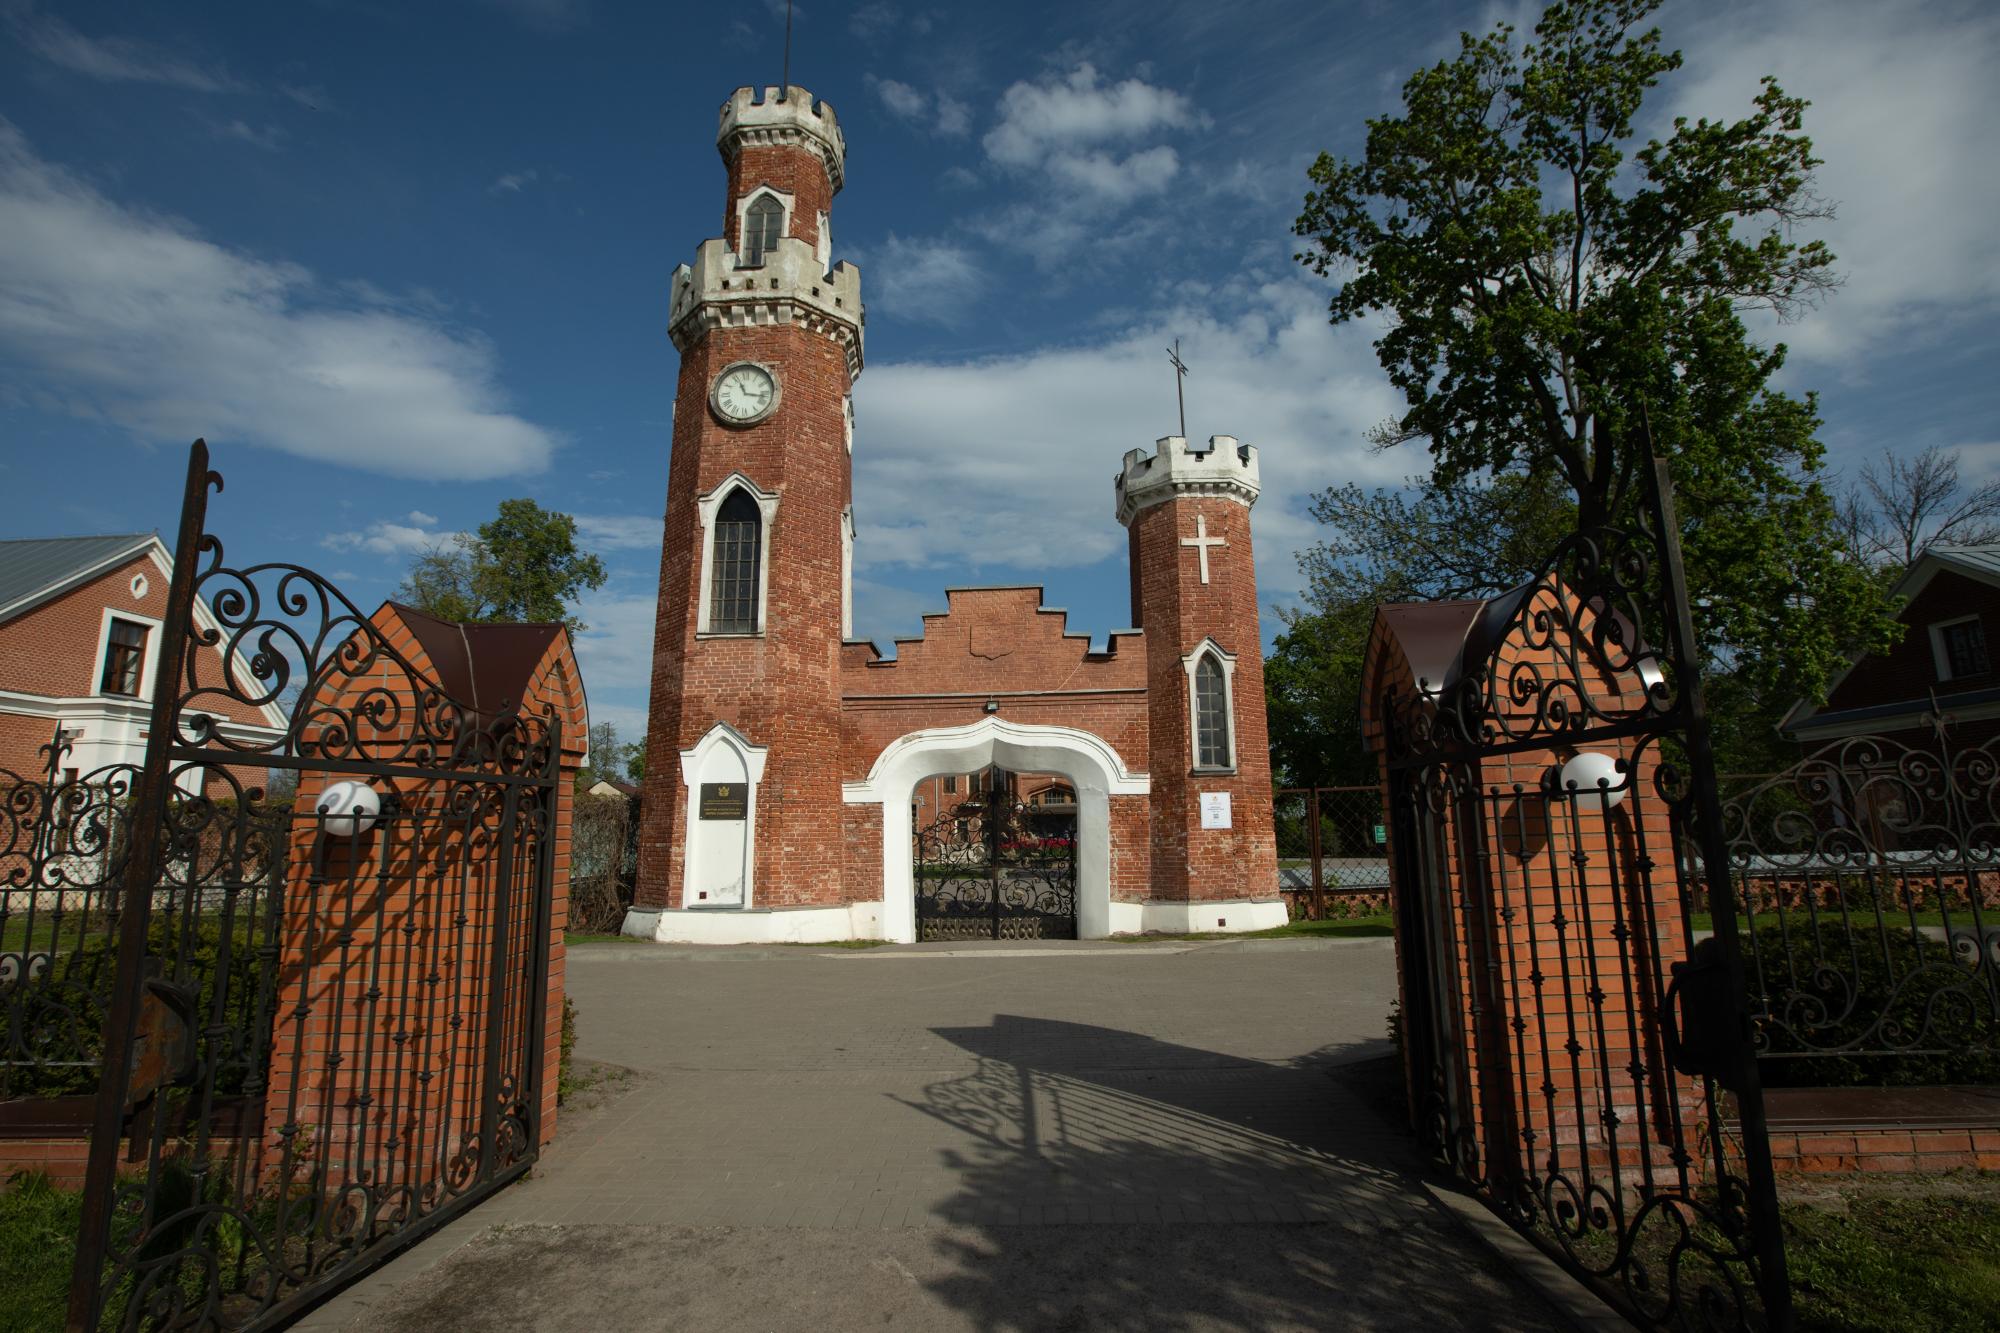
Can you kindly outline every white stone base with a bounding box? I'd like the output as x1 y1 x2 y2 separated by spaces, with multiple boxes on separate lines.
621 901 885 945
1105 898 1290 936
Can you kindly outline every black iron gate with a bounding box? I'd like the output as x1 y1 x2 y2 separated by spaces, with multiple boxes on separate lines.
914 770 1077 941
25 442 561 1331
1379 456 1791 1330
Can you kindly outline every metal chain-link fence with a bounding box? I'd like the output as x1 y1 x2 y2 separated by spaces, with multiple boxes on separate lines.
1272 786 1390 919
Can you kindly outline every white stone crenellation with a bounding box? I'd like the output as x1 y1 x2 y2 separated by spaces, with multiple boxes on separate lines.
718 85 847 193
668 234 865 377
1115 435 1261 527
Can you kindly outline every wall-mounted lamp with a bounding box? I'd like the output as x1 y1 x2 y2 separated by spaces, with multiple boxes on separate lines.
1555 751 1627 811
316 779 383 836
983 699 1000 714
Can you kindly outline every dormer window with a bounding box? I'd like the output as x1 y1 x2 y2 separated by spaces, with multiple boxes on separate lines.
1932 615 1991 680
744 195 783 266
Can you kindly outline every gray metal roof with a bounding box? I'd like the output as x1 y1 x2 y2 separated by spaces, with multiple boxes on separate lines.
0 533 157 621
1925 543 2000 581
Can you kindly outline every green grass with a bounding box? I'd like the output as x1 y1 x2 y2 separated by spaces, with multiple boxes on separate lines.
1112 913 1395 942
1787 1192 2000 1332
0 1171 82 1333
0 914 109 954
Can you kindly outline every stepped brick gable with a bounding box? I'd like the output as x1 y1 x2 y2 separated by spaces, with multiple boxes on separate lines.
628 87 1285 944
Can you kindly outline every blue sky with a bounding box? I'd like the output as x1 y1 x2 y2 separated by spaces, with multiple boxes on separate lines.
3 1 1996 741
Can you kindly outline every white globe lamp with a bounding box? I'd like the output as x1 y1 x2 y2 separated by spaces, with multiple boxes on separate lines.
1556 751 1627 811
315 780 383 837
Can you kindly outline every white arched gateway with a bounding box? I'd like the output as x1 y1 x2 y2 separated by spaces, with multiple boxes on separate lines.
843 717 1151 944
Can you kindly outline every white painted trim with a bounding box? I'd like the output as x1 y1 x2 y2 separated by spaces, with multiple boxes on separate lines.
841 506 854 641
841 717 1149 944
1181 637 1238 774
732 185 794 265
677 722 769 909
1105 898 1290 935
90 605 164 703
1928 613 1986 682
623 900 885 945
693 473 779 636
0 689 285 742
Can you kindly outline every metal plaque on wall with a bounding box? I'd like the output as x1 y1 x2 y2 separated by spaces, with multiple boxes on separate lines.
698 782 748 820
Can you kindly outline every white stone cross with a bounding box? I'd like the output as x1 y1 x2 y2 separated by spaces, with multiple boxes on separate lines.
1181 513 1226 584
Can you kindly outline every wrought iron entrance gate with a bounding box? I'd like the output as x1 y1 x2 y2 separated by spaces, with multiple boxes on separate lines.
913 770 1077 941
1379 457 1791 1330
18 443 561 1331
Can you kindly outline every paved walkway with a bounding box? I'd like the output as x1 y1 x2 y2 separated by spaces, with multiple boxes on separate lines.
300 938 1554 1331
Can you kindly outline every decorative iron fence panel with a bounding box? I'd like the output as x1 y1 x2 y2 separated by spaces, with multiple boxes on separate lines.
1378 456 1791 1331
1714 734 2000 1087
914 771 1076 941
46 442 559 1332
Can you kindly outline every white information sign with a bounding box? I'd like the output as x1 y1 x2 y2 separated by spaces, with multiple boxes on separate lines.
1199 791 1232 830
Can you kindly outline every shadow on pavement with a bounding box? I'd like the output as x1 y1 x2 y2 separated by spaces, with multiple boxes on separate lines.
896 1015 1550 1332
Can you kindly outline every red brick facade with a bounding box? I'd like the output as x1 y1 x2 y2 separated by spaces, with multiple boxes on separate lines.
0 543 283 782
631 87 1282 941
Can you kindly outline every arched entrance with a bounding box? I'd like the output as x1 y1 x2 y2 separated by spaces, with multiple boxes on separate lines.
913 766 1077 940
843 717 1150 944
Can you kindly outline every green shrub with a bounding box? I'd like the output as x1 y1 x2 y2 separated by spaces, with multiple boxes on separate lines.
555 994 579 1104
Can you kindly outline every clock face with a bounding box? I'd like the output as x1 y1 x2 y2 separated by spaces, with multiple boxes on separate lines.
712 363 777 424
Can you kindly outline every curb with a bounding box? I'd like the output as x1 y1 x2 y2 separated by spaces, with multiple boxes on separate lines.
1419 1182 1631 1332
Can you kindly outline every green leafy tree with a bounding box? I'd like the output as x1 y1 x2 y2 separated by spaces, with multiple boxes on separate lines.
622 738 646 783
399 498 608 634
1269 473 1572 786
1293 0 1896 707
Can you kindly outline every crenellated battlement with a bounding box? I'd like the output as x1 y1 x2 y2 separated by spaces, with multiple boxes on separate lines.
718 85 846 192
668 235 864 377
1114 435 1261 526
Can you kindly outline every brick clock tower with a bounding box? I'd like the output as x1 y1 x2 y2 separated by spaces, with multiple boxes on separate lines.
1117 435 1281 918
634 85 861 919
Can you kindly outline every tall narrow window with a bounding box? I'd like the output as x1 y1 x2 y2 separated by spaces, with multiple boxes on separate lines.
1194 653 1230 769
1940 618 1991 679
709 489 762 633
100 618 148 696
744 196 783 265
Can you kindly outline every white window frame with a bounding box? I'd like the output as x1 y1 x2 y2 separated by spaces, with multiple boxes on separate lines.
1930 614 1990 681
1181 637 1238 774
695 473 779 637
91 606 164 701
679 721 769 910
733 186 793 267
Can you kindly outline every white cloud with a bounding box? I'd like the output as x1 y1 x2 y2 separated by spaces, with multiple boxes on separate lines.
983 63 1205 175
574 513 665 551
214 120 286 152
850 275 1405 611
569 587 660 738
867 234 987 326
866 75 972 139
489 169 539 195
1663 0 2000 365
0 122 558 480
10 8 239 92
322 513 452 556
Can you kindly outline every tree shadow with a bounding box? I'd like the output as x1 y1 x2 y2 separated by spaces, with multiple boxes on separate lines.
894 1016 1548 1331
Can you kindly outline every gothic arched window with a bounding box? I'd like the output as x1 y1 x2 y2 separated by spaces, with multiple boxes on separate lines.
710 489 762 632
744 195 784 265
1194 652 1231 769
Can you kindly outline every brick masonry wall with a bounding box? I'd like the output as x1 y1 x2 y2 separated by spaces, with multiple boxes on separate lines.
636 125 856 914
1128 495 1279 903
723 143 832 251
1826 569 2000 713
1764 1126 2000 1175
